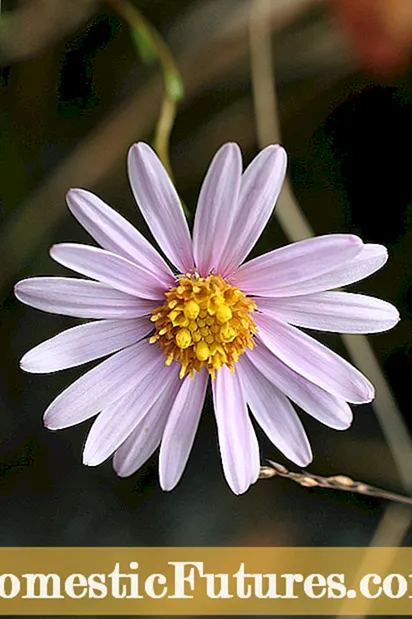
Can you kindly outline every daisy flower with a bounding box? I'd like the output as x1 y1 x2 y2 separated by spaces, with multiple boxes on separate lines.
15 142 399 494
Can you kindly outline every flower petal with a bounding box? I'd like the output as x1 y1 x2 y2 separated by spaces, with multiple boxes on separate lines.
246 345 352 430
43 340 159 430
67 189 174 287
50 243 167 300
219 145 287 276
230 234 363 296
238 356 312 466
83 355 175 466
14 278 154 319
255 313 374 404
113 369 182 478
159 370 208 491
192 143 242 276
212 366 260 494
257 292 400 334
20 318 151 373
285 243 388 294
128 143 193 273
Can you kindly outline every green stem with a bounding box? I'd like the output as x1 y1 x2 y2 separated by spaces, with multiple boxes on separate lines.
105 0 183 178
154 97 176 179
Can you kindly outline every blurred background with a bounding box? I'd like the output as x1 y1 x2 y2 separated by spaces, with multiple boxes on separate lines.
1 0 412 584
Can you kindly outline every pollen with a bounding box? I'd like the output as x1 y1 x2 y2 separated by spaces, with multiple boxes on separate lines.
150 274 257 378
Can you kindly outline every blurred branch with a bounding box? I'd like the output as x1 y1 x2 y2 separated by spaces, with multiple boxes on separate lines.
249 0 412 499
105 0 184 177
0 0 99 66
260 461 412 507
336 503 411 618
249 0 277 148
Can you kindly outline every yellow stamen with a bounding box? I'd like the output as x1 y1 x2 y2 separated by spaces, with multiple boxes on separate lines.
168 309 180 324
184 300 200 320
150 274 256 378
220 325 236 343
216 304 232 324
196 341 210 361
175 328 191 349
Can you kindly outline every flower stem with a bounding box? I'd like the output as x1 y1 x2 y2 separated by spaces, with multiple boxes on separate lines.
105 0 183 178
154 96 177 181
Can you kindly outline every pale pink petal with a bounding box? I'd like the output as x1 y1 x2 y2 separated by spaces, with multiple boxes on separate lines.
255 313 374 404
128 143 193 273
283 243 388 294
113 368 182 478
43 340 160 430
83 355 175 466
159 370 208 490
212 366 260 494
219 145 287 276
14 278 154 319
257 292 400 334
50 243 167 300
67 189 174 287
192 143 242 276
246 345 352 430
20 318 151 373
230 234 363 296
238 356 312 466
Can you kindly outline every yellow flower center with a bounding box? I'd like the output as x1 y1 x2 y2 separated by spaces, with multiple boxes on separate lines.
150 274 257 378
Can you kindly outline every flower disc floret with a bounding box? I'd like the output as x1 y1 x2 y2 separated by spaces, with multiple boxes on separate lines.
150 274 257 378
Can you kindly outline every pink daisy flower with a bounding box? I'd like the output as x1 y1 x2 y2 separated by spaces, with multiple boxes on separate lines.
15 143 399 494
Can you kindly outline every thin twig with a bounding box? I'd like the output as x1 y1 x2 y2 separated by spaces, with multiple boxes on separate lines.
260 461 412 507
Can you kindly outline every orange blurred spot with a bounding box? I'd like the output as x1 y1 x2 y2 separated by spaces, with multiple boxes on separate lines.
333 0 412 75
